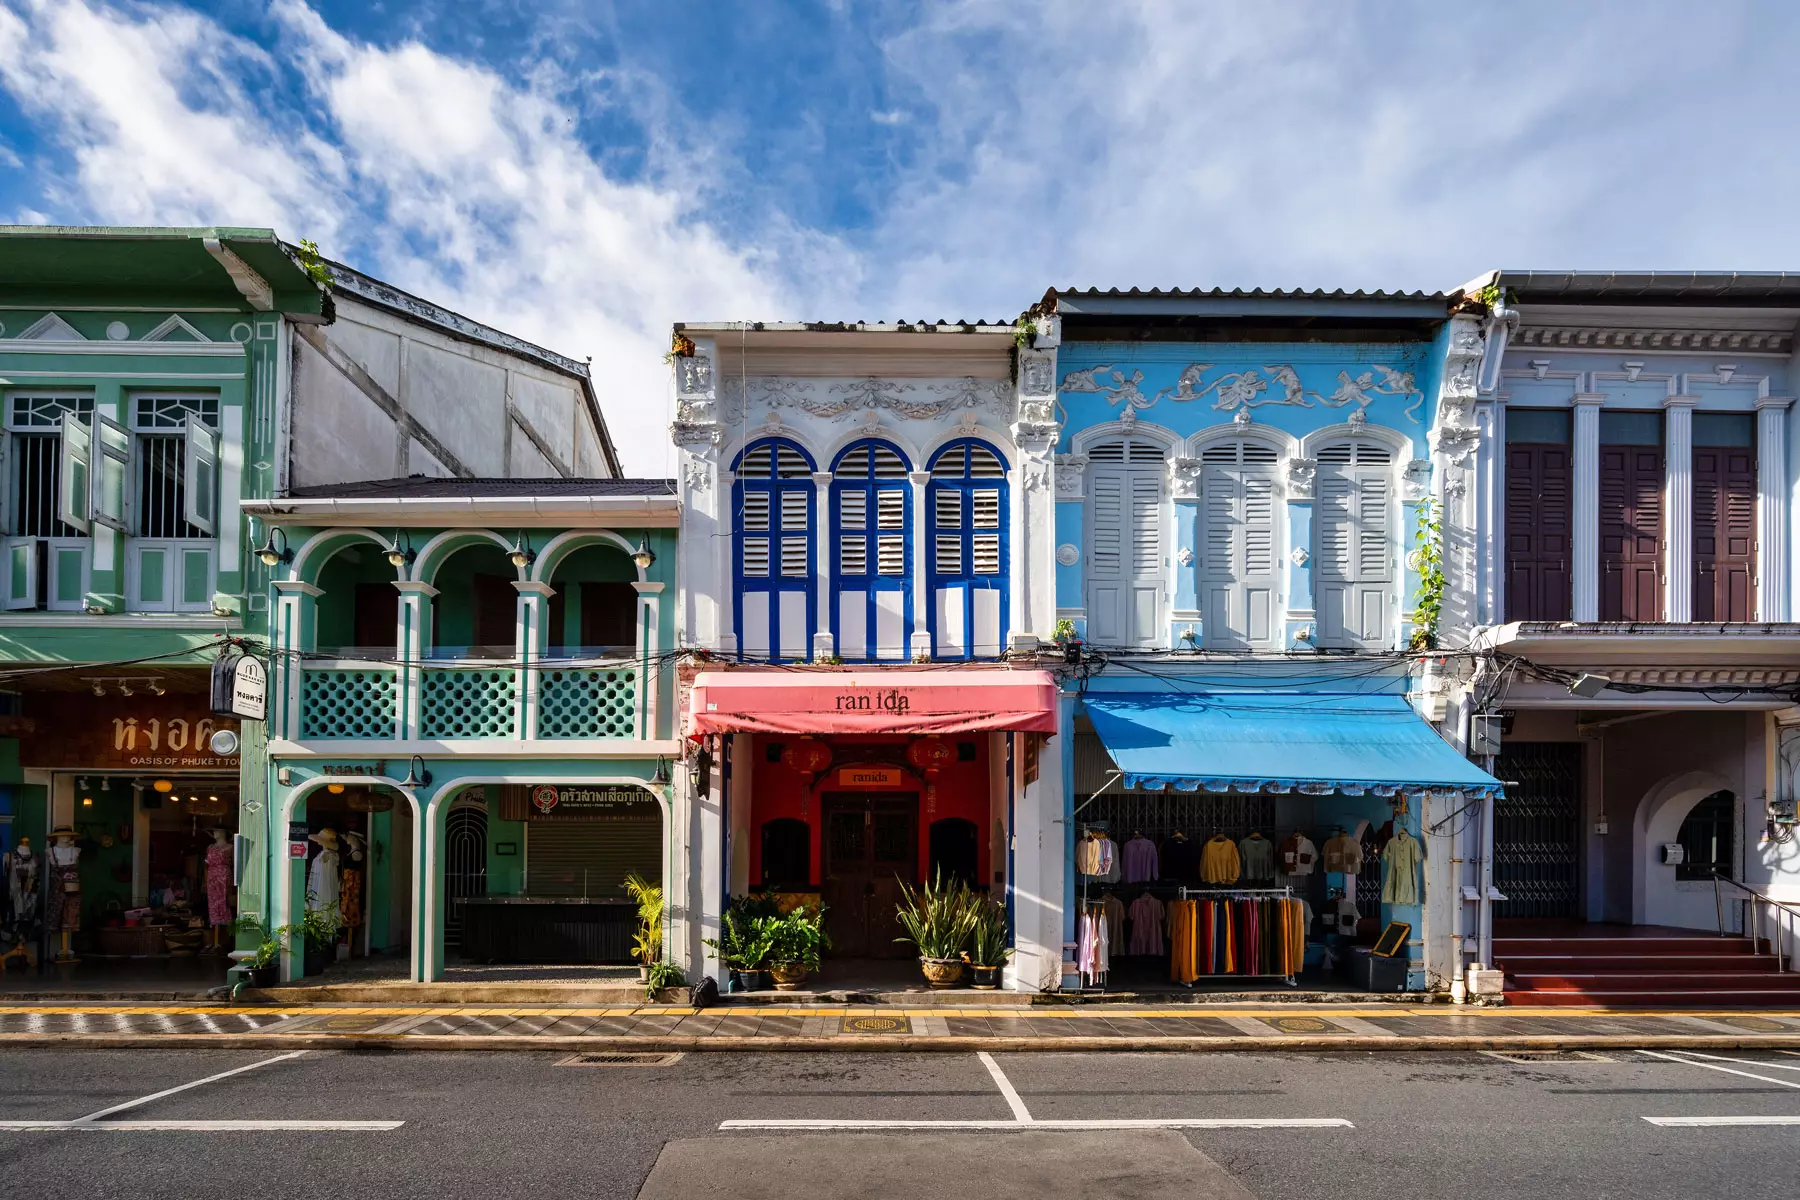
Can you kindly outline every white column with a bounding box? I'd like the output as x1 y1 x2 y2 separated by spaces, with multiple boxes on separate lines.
909 469 931 658
633 581 665 739
811 470 833 659
271 580 322 741
1663 395 1696 622
1571 396 1603 622
513 581 554 740
1476 401 1502 627
1757 396 1792 621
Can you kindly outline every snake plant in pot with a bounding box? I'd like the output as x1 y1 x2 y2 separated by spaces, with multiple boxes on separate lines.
894 869 978 987
967 897 1013 989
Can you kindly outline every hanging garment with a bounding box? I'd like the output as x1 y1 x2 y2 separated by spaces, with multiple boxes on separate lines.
1076 910 1095 982
1095 908 1110 978
1279 833 1317 875
1322 833 1363 875
1333 898 1360 935
1199 835 1241 884
1128 892 1165 956
307 848 341 917
1101 893 1127 949
1380 829 1424 905
1168 900 1198 984
339 868 364 928
205 841 233 926
1237 834 1276 882
1121 836 1160 884
1161 835 1201 883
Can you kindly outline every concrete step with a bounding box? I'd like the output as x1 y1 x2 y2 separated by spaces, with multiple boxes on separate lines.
1493 937 1757 956
1509 971 1800 993
1497 954 1782 974
1506 988 1800 1008
242 981 667 1005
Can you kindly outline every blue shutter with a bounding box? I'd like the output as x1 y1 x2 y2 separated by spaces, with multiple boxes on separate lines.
925 438 1010 659
830 439 912 661
733 438 816 661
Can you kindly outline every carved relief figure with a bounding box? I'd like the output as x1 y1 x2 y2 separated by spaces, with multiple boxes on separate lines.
1059 365 1149 410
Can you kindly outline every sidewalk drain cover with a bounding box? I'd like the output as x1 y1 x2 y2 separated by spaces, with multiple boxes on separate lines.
1715 1016 1789 1032
557 1053 684 1067
1480 1050 1613 1064
1269 1016 1335 1033
842 1015 911 1034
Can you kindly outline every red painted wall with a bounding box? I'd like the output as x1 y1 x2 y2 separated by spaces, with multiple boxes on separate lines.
744 734 991 890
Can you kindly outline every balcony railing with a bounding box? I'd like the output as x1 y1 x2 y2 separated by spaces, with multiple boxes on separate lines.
293 658 642 741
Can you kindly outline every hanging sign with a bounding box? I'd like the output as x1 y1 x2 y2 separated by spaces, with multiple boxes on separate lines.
212 652 267 721
498 784 660 822
836 765 905 789
287 821 309 859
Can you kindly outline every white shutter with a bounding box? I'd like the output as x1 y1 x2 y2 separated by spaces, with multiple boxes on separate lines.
741 537 770 576
742 490 770 531
4 537 37 610
57 413 90 533
935 490 961 529
1315 455 1393 649
840 535 867 575
1087 462 1162 648
876 490 904 529
780 537 808 577
1316 474 1355 581
838 489 866 530
1358 472 1392 581
935 535 961 575
1129 473 1160 575
876 535 904 576
779 490 808 532
1201 465 1277 650
183 414 219 535
972 534 1000 575
92 415 131 533
1090 472 1123 575
971 489 1000 529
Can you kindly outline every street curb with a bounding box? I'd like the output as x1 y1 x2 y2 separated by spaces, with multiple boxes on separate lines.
1 1032 1798 1053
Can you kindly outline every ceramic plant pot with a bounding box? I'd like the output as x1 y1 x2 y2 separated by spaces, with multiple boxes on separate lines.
919 957 965 989
768 962 810 991
969 964 1000 990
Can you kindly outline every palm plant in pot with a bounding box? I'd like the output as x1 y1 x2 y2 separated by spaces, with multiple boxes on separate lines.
766 906 828 990
967 897 1013 989
894 869 977 988
705 895 779 992
624 873 664 983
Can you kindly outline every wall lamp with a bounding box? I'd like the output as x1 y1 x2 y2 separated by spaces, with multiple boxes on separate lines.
385 534 415 570
632 535 656 571
253 525 291 567
399 755 432 790
508 534 537 570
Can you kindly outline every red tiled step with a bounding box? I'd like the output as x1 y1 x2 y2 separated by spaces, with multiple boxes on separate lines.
1494 937 1758 956
1509 971 1800 992
1507 988 1800 1008
1498 954 1780 974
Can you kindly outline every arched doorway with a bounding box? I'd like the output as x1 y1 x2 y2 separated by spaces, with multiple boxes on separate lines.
443 800 489 949
928 817 979 890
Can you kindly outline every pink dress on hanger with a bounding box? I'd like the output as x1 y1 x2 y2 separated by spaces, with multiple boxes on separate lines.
205 841 233 926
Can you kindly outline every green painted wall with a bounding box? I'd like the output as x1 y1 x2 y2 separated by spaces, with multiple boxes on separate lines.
431 543 513 652
316 549 399 651
485 784 525 896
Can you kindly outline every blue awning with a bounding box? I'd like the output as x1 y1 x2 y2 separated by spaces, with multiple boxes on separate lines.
1084 692 1503 799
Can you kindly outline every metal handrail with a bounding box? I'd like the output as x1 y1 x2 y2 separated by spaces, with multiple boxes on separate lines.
1710 872 1800 973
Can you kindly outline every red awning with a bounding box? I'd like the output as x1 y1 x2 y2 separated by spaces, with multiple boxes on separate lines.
686 669 1060 736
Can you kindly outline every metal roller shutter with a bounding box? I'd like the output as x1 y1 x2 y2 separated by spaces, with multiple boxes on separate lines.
526 816 663 898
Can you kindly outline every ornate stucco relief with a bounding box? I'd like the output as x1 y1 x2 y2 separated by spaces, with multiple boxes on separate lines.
719 376 1013 424
1060 361 1424 422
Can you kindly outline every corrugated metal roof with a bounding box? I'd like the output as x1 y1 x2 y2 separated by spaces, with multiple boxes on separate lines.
674 320 1014 333
1051 286 1450 301
286 476 675 500
1498 271 1800 301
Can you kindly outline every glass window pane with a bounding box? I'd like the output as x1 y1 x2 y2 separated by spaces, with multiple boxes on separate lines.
1506 408 1572 444
1598 410 1663 446
1693 412 1754 448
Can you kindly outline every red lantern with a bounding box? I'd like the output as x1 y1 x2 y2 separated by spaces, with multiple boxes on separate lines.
782 738 832 818
907 736 953 778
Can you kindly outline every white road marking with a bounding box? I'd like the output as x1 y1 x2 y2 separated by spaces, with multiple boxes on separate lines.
718 1118 1354 1131
72 1050 313 1123
1665 1050 1800 1074
977 1051 1032 1122
0 1120 403 1132
1639 1049 1800 1091
1643 1116 1800 1128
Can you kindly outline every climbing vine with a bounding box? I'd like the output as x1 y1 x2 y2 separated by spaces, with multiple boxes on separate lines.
1408 497 1444 652
294 239 333 289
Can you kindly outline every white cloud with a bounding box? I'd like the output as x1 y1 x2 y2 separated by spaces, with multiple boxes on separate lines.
0 0 829 475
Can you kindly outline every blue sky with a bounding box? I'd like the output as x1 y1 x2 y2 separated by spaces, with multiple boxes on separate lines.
1 1 1796 472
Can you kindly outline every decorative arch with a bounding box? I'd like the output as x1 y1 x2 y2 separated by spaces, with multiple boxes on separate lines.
531 530 643 585
1185 421 1299 460
411 528 519 586
1070 418 1182 457
1299 421 1415 462
829 438 915 662
818 424 924 475
1631 768 1738 927
287 526 405 586
919 422 1019 469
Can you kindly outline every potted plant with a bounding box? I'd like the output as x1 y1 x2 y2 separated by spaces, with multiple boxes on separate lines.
967 897 1013 989
1052 618 1083 664
894 869 977 988
624 873 664 983
644 960 686 1001
766 906 828 990
706 895 779 992
284 906 341 977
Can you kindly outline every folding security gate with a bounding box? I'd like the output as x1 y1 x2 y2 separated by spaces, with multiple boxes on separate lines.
1492 742 1582 919
444 805 488 948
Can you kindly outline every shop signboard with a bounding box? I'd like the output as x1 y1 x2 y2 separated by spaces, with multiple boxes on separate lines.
498 784 661 822
21 694 241 770
287 822 309 859
836 765 905 789
210 651 267 721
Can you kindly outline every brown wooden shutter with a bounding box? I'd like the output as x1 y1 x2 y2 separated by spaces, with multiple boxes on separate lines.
1599 443 1664 621
1694 446 1756 621
1504 444 1572 620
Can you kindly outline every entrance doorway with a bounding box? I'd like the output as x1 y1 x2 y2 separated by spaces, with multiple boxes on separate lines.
443 803 488 949
820 792 917 958
1492 742 1582 919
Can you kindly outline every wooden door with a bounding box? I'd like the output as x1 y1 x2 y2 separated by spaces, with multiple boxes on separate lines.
1504 443 1573 620
1694 445 1755 622
820 792 918 959
1599 444 1663 621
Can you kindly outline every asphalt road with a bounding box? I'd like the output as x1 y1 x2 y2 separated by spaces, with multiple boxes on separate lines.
2 1046 1798 1199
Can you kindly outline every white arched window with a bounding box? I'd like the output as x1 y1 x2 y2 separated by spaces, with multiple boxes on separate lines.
1198 439 1279 650
1314 440 1395 649
734 437 815 661
1084 437 1165 649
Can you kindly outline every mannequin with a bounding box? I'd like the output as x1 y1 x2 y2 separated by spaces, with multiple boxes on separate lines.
339 831 365 945
305 828 341 921
3 837 39 969
47 827 80 963
204 827 233 950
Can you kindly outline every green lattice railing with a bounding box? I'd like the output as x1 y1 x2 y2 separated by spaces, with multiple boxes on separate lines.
537 666 639 738
300 667 397 739
420 668 519 738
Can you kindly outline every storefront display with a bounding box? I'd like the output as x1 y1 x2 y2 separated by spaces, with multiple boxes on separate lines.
47 826 80 961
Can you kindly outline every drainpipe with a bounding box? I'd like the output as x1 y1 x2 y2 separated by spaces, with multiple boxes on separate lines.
1450 697 1471 1002
1478 760 1497 971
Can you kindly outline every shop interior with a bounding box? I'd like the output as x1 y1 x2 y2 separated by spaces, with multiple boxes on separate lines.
1071 733 1424 994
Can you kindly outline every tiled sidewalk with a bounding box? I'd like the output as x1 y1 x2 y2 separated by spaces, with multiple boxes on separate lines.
1 1003 1798 1046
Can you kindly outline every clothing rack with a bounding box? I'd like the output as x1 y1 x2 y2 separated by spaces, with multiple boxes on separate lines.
1168 885 1301 987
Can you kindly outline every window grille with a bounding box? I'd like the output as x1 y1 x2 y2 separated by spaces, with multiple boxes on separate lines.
7 393 92 538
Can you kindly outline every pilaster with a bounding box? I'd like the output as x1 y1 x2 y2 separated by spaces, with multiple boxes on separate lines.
1663 395 1697 622
632 580 664 738
1571 397 1604 622
1757 396 1792 621
513 580 554 741
271 579 322 741
394 581 439 740
908 470 931 658
811 470 833 660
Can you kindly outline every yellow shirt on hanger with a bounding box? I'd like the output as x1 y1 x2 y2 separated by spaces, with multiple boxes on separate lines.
1199 835 1241 884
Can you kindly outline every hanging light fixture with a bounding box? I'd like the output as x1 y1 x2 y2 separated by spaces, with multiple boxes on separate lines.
508 533 536 570
253 525 291 567
386 533 414 570
632 535 656 571
326 782 345 795
91 681 105 697
651 756 670 786
399 755 432 790
152 779 174 794
147 680 165 696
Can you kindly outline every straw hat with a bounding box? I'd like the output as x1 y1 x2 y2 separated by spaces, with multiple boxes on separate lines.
49 825 76 840
308 828 339 850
